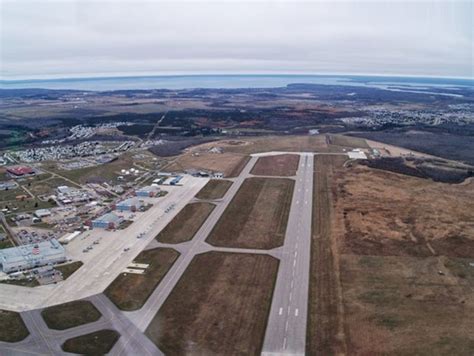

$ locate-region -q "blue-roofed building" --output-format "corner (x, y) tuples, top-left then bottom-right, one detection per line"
(135, 185), (160, 197)
(91, 212), (124, 229)
(115, 198), (142, 212)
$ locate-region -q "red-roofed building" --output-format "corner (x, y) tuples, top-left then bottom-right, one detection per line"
(7, 166), (36, 177)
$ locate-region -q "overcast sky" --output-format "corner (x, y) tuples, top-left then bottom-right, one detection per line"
(1, 0), (472, 79)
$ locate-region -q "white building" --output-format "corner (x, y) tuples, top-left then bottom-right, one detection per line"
(0, 239), (67, 273)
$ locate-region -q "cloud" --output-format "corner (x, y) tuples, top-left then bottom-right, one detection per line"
(1, 0), (472, 79)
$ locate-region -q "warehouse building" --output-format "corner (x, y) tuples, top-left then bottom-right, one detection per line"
(0, 239), (67, 273)
(34, 209), (52, 218)
(115, 198), (142, 212)
(6, 165), (36, 178)
(135, 185), (160, 197)
(91, 212), (124, 229)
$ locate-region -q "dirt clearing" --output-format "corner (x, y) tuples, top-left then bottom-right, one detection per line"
(145, 252), (279, 355)
(251, 154), (300, 176)
(207, 177), (294, 249)
(156, 203), (215, 244)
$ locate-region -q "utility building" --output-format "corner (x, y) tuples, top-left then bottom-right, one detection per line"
(0, 239), (67, 273)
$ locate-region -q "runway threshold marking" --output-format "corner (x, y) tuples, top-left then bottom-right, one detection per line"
(279, 308), (283, 315)
(295, 308), (299, 316)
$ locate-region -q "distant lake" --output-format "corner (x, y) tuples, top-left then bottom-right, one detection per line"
(1, 74), (472, 94)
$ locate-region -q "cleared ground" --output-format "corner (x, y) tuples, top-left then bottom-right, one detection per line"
(308, 154), (474, 354)
(104, 248), (179, 311)
(156, 203), (215, 244)
(145, 252), (279, 355)
(41, 300), (101, 330)
(62, 329), (120, 354)
(195, 179), (232, 200)
(207, 177), (294, 249)
(251, 154), (300, 176)
(0, 310), (29, 342)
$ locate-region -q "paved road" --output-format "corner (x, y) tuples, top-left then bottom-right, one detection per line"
(262, 153), (314, 356)
(125, 156), (259, 331)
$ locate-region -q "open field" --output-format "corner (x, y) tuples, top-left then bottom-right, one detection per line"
(145, 252), (279, 355)
(0, 310), (29, 342)
(341, 254), (474, 354)
(327, 134), (369, 148)
(338, 165), (474, 257)
(221, 135), (330, 154)
(307, 154), (348, 355)
(156, 203), (215, 244)
(251, 154), (300, 176)
(26, 177), (72, 196)
(195, 179), (232, 200)
(104, 248), (179, 311)
(41, 300), (101, 330)
(309, 154), (474, 354)
(164, 150), (249, 177)
(62, 329), (120, 354)
(207, 177), (294, 249)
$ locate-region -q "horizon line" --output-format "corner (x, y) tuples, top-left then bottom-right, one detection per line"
(1, 72), (473, 83)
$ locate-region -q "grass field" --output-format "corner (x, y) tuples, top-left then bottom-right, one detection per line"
(0, 310), (29, 342)
(56, 261), (83, 280)
(195, 180), (232, 200)
(207, 177), (294, 249)
(104, 248), (179, 311)
(145, 252), (279, 355)
(341, 255), (474, 354)
(157, 203), (215, 244)
(307, 154), (348, 355)
(226, 155), (251, 177)
(41, 300), (101, 330)
(26, 177), (71, 196)
(251, 154), (300, 176)
(62, 329), (120, 354)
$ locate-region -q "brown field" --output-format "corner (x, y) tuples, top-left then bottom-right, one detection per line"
(339, 164), (474, 257)
(41, 300), (101, 330)
(195, 180), (233, 200)
(307, 154), (348, 355)
(0, 310), (29, 342)
(156, 203), (215, 244)
(62, 329), (120, 355)
(164, 151), (249, 177)
(207, 177), (294, 249)
(308, 153), (474, 355)
(327, 134), (370, 149)
(145, 252), (279, 355)
(222, 135), (329, 155)
(251, 154), (300, 176)
(104, 248), (179, 311)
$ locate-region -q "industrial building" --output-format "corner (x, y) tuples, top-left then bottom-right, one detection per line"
(91, 212), (124, 229)
(34, 209), (52, 218)
(6, 165), (36, 178)
(0, 239), (67, 273)
(135, 185), (160, 197)
(115, 198), (142, 212)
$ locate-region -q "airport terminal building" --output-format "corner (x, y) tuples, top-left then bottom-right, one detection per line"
(0, 239), (67, 273)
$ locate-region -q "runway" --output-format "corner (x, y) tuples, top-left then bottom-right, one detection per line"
(262, 152), (314, 355)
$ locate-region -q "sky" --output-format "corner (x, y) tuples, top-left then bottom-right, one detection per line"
(1, 0), (473, 80)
